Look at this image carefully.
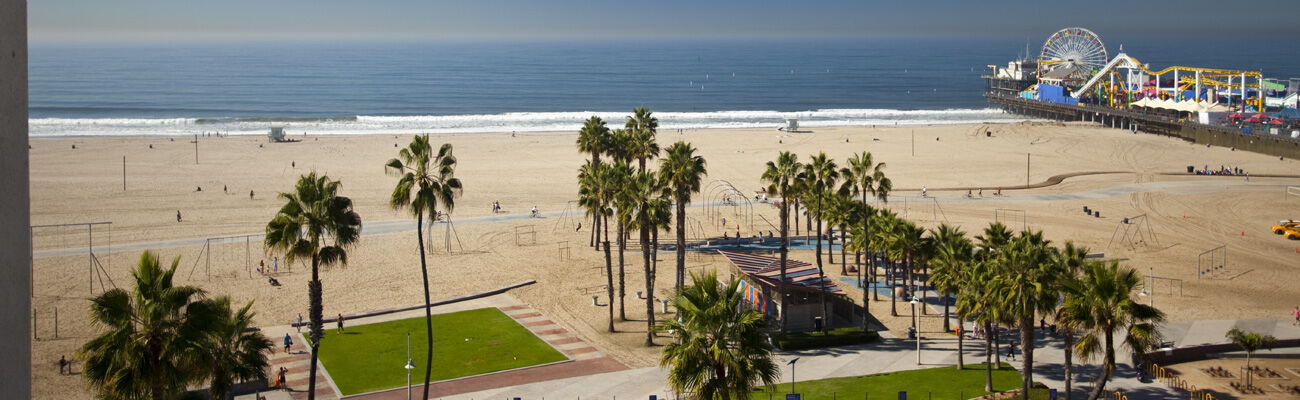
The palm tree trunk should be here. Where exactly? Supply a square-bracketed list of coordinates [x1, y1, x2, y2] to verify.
[1021, 317, 1034, 400]
[984, 321, 994, 393]
[957, 312, 964, 369]
[815, 210, 827, 332]
[618, 223, 626, 321]
[416, 211, 434, 400]
[859, 250, 868, 331]
[307, 254, 322, 400]
[994, 325, 1001, 365]
[1086, 330, 1116, 400]
[675, 194, 686, 291]
[1064, 329, 1074, 400]
[839, 227, 847, 274]
[943, 295, 950, 332]
[642, 224, 655, 346]
[889, 258, 897, 317]
[149, 341, 163, 400]
[604, 216, 615, 332]
[779, 202, 789, 334]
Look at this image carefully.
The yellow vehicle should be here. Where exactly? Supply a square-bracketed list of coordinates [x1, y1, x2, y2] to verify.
[1274, 220, 1300, 239]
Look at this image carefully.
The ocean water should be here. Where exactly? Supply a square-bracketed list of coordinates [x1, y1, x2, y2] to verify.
[28, 38, 1299, 137]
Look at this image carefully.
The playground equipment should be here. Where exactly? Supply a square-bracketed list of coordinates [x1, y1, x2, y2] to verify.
[429, 216, 468, 254]
[552, 200, 580, 233]
[31, 222, 116, 295]
[189, 233, 260, 280]
[514, 225, 537, 246]
[900, 196, 948, 222]
[702, 179, 755, 232]
[1196, 245, 1229, 280]
[1107, 214, 1160, 250]
[994, 209, 1027, 231]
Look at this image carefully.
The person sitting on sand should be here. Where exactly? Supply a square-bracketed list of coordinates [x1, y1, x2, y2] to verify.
[268, 277, 280, 286]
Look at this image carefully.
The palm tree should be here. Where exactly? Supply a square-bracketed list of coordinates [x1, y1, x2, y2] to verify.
[385, 136, 462, 400]
[203, 297, 273, 400]
[824, 192, 855, 273]
[578, 116, 611, 247]
[994, 231, 1063, 400]
[80, 251, 219, 400]
[625, 106, 660, 172]
[629, 170, 670, 345]
[929, 224, 970, 335]
[845, 203, 877, 330]
[660, 141, 707, 292]
[1058, 261, 1165, 400]
[1055, 241, 1090, 400]
[802, 152, 838, 331]
[761, 151, 804, 334]
[841, 151, 891, 306]
[612, 164, 636, 321]
[658, 271, 780, 400]
[578, 161, 604, 251]
[1226, 328, 1277, 389]
[580, 162, 618, 332]
[872, 212, 902, 316]
[264, 172, 362, 400]
[894, 220, 926, 306]
[955, 258, 1000, 392]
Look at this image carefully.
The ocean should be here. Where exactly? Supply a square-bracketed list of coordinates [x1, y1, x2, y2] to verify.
[28, 38, 1299, 137]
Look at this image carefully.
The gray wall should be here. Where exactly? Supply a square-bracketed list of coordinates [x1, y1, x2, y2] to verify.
[0, 0, 30, 397]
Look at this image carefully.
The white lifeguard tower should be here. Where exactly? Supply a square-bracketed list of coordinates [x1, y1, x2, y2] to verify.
[783, 118, 799, 132]
[267, 126, 286, 142]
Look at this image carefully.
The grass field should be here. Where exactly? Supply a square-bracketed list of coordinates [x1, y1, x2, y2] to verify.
[751, 363, 1048, 400]
[315, 307, 568, 395]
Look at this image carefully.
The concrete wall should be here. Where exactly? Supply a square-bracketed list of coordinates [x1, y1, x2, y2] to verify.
[1176, 125, 1300, 160]
[0, 0, 30, 396]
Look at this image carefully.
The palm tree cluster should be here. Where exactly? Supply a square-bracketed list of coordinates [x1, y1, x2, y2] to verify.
[577, 107, 707, 346]
[80, 251, 273, 400]
[761, 151, 891, 334]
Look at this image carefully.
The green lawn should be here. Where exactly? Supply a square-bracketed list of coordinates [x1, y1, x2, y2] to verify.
[751, 363, 1049, 400]
[315, 308, 568, 395]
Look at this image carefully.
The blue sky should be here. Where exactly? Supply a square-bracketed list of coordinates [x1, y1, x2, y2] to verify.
[30, 0, 1300, 42]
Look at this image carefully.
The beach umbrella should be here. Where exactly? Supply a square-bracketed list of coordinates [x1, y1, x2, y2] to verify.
[1269, 119, 1284, 125]
[1252, 113, 1269, 119]
[1229, 113, 1242, 118]
[1244, 117, 1261, 123]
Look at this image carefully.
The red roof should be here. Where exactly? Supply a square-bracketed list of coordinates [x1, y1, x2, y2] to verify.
[717, 250, 842, 294]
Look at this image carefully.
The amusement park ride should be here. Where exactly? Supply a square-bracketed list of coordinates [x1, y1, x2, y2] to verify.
[991, 27, 1296, 116]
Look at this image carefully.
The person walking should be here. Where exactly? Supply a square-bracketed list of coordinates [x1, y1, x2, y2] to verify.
[337, 313, 344, 333]
[283, 333, 293, 353]
[296, 313, 303, 333]
[1007, 340, 1016, 360]
[1293, 306, 1299, 326]
[58, 355, 67, 375]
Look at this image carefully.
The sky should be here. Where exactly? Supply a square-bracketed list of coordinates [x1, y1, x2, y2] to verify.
[29, 0, 1300, 42]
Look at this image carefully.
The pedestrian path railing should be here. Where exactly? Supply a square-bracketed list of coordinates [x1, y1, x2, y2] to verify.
[1147, 362, 1218, 400]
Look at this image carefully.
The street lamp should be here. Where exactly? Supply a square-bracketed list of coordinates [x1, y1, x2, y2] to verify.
[404, 332, 416, 400]
[1138, 267, 1153, 306]
[787, 357, 799, 394]
[910, 297, 921, 364]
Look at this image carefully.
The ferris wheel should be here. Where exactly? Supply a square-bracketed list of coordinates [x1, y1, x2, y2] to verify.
[1039, 27, 1108, 74]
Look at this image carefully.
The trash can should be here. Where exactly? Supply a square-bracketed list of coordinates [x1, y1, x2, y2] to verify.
[813, 316, 823, 331]
[1083, 206, 1090, 214]
[1187, 165, 1195, 173]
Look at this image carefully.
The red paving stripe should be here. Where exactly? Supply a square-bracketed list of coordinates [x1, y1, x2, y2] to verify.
[283, 386, 336, 398]
[534, 328, 568, 335]
[348, 357, 628, 399]
[499, 305, 530, 312]
[509, 312, 544, 319]
[547, 337, 583, 345]
[564, 347, 598, 355]
[523, 319, 555, 327]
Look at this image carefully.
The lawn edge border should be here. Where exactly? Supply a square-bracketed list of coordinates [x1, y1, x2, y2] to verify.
[341, 358, 576, 398]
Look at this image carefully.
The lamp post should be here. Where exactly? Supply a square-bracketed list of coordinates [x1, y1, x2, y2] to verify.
[910, 297, 921, 364]
[787, 357, 799, 394]
[404, 332, 415, 400]
[1139, 267, 1153, 306]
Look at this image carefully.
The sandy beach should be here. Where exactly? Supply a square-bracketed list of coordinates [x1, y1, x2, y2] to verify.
[27, 121, 1300, 398]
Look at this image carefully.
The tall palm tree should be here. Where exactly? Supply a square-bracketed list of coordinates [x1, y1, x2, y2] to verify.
[1225, 328, 1277, 389]
[824, 192, 855, 273]
[1055, 241, 1090, 400]
[841, 151, 891, 305]
[761, 151, 804, 334]
[580, 162, 619, 332]
[1058, 261, 1165, 400]
[578, 161, 604, 251]
[385, 136, 462, 400]
[658, 271, 780, 400]
[80, 251, 219, 400]
[203, 297, 273, 400]
[872, 212, 902, 316]
[929, 223, 970, 335]
[803, 152, 839, 331]
[993, 231, 1062, 400]
[629, 170, 669, 345]
[578, 116, 611, 247]
[894, 220, 927, 304]
[660, 141, 707, 292]
[845, 203, 877, 330]
[625, 106, 660, 172]
[612, 164, 637, 321]
[264, 172, 362, 400]
[955, 258, 1000, 392]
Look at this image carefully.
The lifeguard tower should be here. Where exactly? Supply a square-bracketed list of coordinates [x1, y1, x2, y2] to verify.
[783, 118, 799, 132]
[267, 126, 287, 142]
